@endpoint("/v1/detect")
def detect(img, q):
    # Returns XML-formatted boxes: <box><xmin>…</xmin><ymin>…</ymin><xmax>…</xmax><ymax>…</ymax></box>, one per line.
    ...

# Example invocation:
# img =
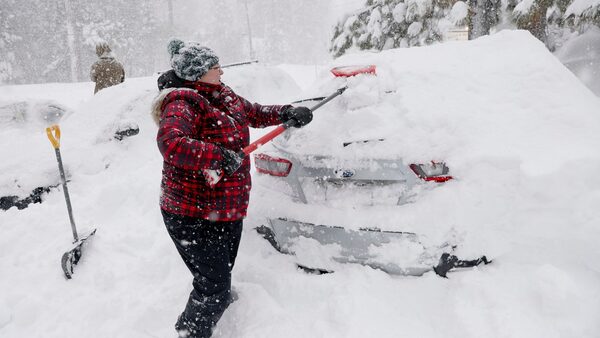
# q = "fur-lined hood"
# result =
<box><xmin>150</xmin><ymin>87</ymin><xmax>198</xmax><ymax>126</ymax></box>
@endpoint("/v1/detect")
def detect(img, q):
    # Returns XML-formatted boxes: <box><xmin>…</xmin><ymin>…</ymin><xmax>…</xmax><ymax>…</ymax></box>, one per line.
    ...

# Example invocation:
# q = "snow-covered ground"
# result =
<box><xmin>1</xmin><ymin>30</ymin><xmax>600</xmax><ymax>338</ymax></box>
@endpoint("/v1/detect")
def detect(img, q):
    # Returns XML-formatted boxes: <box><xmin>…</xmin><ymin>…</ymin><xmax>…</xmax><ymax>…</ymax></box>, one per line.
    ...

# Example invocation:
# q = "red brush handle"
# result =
<box><xmin>242</xmin><ymin>120</ymin><xmax>295</xmax><ymax>155</ymax></box>
<box><xmin>240</xmin><ymin>86</ymin><xmax>348</xmax><ymax>157</ymax></box>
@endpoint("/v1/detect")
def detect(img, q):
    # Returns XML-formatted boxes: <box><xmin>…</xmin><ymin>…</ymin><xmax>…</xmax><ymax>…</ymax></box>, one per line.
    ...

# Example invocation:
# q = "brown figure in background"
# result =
<box><xmin>90</xmin><ymin>42</ymin><xmax>125</xmax><ymax>94</ymax></box>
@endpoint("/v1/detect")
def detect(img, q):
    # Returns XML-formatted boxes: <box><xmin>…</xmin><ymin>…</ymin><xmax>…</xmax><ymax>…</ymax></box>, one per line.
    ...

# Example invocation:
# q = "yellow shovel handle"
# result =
<box><xmin>46</xmin><ymin>124</ymin><xmax>61</xmax><ymax>149</ymax></box>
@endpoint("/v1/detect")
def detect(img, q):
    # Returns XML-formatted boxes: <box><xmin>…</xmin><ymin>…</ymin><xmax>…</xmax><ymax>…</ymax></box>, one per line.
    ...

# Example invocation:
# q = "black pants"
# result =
<box><xmin>162</xmin><ymin>209</ymin><xmax>243</xmax><ymax>338</ymax></box>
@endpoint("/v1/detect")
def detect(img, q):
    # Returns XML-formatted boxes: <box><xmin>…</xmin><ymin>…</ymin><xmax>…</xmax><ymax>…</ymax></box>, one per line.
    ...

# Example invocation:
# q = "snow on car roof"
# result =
<box><xmin>276</xmin><ymin>30</ymin><xmax>600</xmax><ymax>177</ymax></box>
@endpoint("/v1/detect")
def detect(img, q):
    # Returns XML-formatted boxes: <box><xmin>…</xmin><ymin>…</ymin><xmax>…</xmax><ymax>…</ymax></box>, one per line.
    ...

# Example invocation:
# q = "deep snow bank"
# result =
<box><xmin>1</xmin><ymin>34</ymin><xmax>599</xmax><ymax>338</ymax></box>
<box><xmin>254</xmin><ymin>30</ymin><xmax>600</xmax><ymax>243</ymax></box>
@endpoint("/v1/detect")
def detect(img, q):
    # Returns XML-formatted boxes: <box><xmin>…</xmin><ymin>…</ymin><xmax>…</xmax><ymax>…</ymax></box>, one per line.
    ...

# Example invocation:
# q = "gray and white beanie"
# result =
<box><xmin>168</xmin><ymin>39</ymin><xmax>219</xmax><ymax>82</ymax></box>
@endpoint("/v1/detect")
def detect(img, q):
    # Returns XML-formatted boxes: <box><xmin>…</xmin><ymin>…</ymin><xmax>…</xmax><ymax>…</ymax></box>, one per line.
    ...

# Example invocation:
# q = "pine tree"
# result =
<box><xmin>563</xmin><ymin>0</ymin><xmax>600</xmax><ymax>30</ymax></box>
<box><xmin>330</xmin><ymin>0</ymin><xmax>468</xmax><ymax>57</ymax></box>
<box><xmin>512</xmin><ymin>0</ymin><xmax>554</xmax><ymax>43</ymax></box>
<box><xmin>331</xmin><ymin>0</ymin><xmax>599</xmax><ymax>56</ymax></box>
<box><xmin>468</xmin><ymin>0</ymin><xmax>501</xmax><ymax>39</ymax></box>
<box><xmin>509</xmin><ymin>0</ymin><xmax>599</xmax><ymax>49</ymax></box>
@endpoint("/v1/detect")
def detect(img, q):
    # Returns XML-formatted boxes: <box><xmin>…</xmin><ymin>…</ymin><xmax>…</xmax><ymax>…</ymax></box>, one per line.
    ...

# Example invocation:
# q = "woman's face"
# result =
<box><xmin>199</xmin><ymin>64</ymin><xmax>223</xmax><ymax>85</ymax></box>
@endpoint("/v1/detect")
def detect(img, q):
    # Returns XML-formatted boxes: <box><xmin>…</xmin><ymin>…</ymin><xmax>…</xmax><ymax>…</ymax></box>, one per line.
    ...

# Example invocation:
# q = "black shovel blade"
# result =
<box><xmin>61</xmin><ymin>228</ymin><xmax>97</xmax><ymax>279</ymax></box>
<box><xmin>296</xmin><ymin>263</ymin><xmax>334</xmax><ymax>275</ymax></box>
<box><xmin>433</xmin><ymin>252</ymin><xmax>492</xmax><ymax>278</ymax></box>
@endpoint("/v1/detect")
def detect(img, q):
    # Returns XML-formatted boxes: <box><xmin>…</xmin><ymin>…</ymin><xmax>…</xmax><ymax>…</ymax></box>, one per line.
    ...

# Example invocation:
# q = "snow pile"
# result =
<box><xmin>281</xmin><ymin>30</ymin><xmax>600</xmax><ymax>175</ymax></box>
<box><xmin>0</xmin><ymin>83</ymin><xmax>93</xmax><ymax>196</ymax></box>
<box><xmin>258</xmin><ymin>30</ymin><xmax>600</xmax><ymax>238</ymax></box>
<box><xmin>1</xmin><ymin>31</ymin><xmax>600</xmax><ymax>338</ymax></box>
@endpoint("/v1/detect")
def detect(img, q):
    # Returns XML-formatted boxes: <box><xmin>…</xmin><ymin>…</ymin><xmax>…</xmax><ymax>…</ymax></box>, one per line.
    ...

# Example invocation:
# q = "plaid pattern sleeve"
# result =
<box><xmin>157</xmin><ymin>95</ymin><xmax>223</xmax><ymax>171</ymax></box>
<box><xmin>157</xmin><ymin>86</ymin><xmax>282</xmax><ymax>221</ymax></box>
<box><xmin>240</xmin><ymin>96</ymin><xmax>291</xmax><ymax>128</ymax></box>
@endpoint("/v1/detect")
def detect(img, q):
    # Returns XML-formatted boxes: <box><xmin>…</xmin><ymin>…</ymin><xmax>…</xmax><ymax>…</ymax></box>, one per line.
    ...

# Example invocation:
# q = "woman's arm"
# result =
<box><xmin>157</xmin><ymin>95</ymin><xmax>224</xmax><ymax>171</ymax></box>
<box><xmin>240</xmin><ymin>96</ymin><xmax>291</xmax><ymax>128</ymax></box>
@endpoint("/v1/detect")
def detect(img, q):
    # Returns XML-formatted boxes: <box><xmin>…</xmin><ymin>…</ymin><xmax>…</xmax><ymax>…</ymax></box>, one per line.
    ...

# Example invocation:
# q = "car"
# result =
<box><xmin>248</xmin><ymin>64</ymin><xmax>482</xmax><ymax>277</ymax></box>
<box><xmin>0</xmin><ymin>94</ymin><xmax>146</xmax><ymax>211</ymax></box>
<box><xmin>0</xmin><ymin>99</ymin><xmax>71</xmax><ymax>210</ymax></box>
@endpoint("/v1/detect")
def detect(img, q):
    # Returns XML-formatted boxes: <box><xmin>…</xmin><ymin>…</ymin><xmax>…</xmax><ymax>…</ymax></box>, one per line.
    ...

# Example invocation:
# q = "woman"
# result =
<box><xmin>151</xmin><ymin>39</ymin><xmax>312</xmax><ymax>338</ymax></box>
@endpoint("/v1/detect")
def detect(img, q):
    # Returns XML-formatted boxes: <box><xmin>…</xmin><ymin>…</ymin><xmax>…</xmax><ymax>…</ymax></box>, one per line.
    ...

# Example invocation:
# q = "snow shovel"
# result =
<box><xmin>202</xmin><ymin>64</ymin><xmax>377</xmax><ymax>187</ymax></box>
<box><xmin>46</xmin><ymin>124</ymin><xmax>97</xmax><ymax>279</ymax></box>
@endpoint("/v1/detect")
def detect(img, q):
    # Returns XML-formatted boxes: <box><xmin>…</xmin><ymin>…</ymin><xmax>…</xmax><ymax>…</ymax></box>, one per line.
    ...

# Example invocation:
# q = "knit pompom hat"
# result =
<box><xmin>168</xmin><ymin>39</ymin><xmax>219</xmax><ymax>82</ymax></box>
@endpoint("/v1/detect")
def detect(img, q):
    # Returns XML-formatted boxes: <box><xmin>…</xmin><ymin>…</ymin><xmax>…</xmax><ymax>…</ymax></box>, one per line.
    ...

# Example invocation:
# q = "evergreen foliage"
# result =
<box><xmin>331</xmin><ymin>0</ymin><xmax>468</xmax><ymax>57</ymax></box>
<box><xmin>331</xmin><ymin>0</ymin><xmax>600</xmax><ymax>56</ymax></box>
<box><xmin>468</xmin><ymin>0</ymin><xmax>501</xmax><ymax>39</ymax></box>
<box><xmin>564</xmin><ymin>0</ymin><xmax>600</xmax><ymax>28</ymax></box>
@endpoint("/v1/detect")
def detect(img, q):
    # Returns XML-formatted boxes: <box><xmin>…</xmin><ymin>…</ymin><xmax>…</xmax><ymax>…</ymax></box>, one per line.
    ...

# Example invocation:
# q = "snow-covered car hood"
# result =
<box><xmin>0</xmin><ymin>99</ymin><xmax>73</xmax><ymax>196</ymax></box>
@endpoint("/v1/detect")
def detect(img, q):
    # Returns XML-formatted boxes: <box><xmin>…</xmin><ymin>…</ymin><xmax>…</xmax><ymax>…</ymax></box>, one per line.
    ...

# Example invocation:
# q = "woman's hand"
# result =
<box><xmin>280</xmin><ymin>106</ymin><xmax>313</xmax><ymax>128</ymax></box>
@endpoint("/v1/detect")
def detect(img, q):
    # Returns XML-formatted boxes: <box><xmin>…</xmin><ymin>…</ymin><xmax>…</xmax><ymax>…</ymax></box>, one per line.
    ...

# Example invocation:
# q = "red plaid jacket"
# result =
<box><xmin>155</xmin><ymin>82</ymin><xmax>289</xmax><ymax>221</ymax></box>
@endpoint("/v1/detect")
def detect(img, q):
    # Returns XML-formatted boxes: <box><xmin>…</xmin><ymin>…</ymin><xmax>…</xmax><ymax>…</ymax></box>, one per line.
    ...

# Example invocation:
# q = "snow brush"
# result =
<box><xmin>46</xmin><ymin>125</ymin><xmax>97</xmax><ymax>279</ymax></box>
<box><xmin>202</xmin><ymin>64</ymin><xmax>377</xmax><ymax>187</ymax></box>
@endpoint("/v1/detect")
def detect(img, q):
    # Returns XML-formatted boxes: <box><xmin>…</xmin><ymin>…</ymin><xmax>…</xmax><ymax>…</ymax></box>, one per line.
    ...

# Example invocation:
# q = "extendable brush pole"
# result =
<box><xmin>242</xmin><ymin>86</ymin><xmax>347</xmax><ymax>156</ymax></box>
<box><xmin>203</xmin><ymin>64</ymin><xmax>378</xmax><ymax>187</ymax></box>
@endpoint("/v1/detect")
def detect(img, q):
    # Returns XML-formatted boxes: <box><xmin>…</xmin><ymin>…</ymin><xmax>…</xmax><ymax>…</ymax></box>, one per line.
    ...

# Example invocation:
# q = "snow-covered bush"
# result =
<box><xmin>331</xmin><ymin>0</ymin><xmax>599</xmax><ymax>56</ymax></box>
<box><xmin>330</xmin><ymin>0</ymin><xmax>464</xmax><ymax>57</ymax></box>
<box><xmin>564</xmin><ymin>0</ymin><xmax>600</xmax><ymax>28</ymax></box>
<box><xmin>508</xmin><ymin>0</ymin><xmax>599</xmax><ymax>49</ymax></box>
